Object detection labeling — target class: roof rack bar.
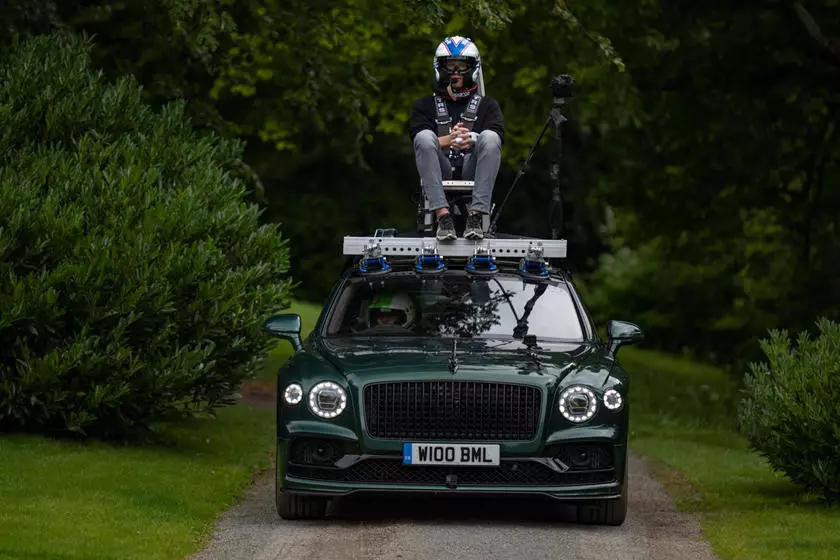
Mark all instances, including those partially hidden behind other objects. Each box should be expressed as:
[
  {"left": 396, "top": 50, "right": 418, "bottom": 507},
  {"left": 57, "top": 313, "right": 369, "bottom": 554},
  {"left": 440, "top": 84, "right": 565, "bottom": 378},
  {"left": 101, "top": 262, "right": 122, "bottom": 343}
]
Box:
[{"left": 343, "top": 236, "right": 567, "bottom": 259}]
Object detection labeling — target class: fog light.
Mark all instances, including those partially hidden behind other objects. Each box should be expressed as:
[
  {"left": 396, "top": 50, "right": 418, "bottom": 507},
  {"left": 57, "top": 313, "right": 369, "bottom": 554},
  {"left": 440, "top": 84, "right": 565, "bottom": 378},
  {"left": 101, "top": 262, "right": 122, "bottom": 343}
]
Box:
[
  {"left": 551, "top": 443, "right": 614, "bottom": 470},
  {"left": 290, "top": 438, "right": 344, "bottom": 465},
  {"left": 571, "top": 448, "right": 592, "bottom": 467}
]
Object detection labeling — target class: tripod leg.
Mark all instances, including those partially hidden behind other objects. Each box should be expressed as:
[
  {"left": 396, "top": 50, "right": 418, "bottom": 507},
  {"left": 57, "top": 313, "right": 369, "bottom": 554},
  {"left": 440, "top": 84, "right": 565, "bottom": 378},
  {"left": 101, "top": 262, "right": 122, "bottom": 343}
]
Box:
[{"left": 489, "top": 116, "right": 553, "bottom": 233}]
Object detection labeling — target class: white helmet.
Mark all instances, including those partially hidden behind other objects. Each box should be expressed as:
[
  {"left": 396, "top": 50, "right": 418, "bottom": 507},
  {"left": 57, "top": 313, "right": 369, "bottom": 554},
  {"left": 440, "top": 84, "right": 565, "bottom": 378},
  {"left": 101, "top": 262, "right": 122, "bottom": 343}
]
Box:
[
  {"left": 368, "top": 293, "right": 417, "bottom": 328},
  {"left": 433, "top": 36, "right": 485, "bottom": 96}
]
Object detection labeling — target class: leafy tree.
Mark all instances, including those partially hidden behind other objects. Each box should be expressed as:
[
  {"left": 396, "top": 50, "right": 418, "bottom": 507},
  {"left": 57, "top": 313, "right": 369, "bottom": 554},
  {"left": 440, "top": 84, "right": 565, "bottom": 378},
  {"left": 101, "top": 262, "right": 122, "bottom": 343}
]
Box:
[
  {"left": 5, "top": 0, "right": 838, "bottom": 369},
  {"left": 576, "top": 0, "right": 840, "bottom": 366},
  {"left": 0, "top": 33, "right": 292, "bottom": 438},
  {"left": 0, "top": 0, "right": 529, "bottom": 298}
]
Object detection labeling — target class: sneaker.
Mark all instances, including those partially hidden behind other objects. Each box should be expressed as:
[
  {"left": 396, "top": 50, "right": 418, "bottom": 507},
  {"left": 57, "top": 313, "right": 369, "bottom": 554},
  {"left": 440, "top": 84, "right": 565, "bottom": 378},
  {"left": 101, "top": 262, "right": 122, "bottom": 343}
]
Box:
[
  {"left": 436, "top": 213, "right": 457, "bottom": 241},
  {"left": 463, "top": 213, "right": 485, "bottom": 240}
]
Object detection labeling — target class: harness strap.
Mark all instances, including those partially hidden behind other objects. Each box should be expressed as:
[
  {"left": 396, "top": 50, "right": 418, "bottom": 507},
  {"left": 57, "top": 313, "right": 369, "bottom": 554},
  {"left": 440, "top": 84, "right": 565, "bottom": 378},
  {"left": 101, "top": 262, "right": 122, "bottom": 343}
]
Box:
[
  {"left": 433, "top": 93, "right": 484, "bottom": 174},
  {"left": 433, "top": 95, "right": 452, "bottom": 139},
  {"left": 460, "top": 94, "right": 483, "bottom": 132}
]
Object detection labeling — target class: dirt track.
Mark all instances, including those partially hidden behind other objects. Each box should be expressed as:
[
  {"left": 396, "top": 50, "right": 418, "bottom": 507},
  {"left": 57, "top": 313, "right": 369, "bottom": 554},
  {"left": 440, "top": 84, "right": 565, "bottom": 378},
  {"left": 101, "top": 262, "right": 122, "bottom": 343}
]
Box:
[{"left": 193, "top": 445, "right": 719, "bottom": 560}]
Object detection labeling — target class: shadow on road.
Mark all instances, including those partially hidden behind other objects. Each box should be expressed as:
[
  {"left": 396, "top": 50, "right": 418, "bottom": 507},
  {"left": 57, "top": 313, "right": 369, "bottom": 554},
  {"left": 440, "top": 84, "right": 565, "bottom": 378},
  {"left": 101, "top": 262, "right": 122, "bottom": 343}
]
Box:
[{"left": 327, "top": 493, "right": 583, "bottom": 526}]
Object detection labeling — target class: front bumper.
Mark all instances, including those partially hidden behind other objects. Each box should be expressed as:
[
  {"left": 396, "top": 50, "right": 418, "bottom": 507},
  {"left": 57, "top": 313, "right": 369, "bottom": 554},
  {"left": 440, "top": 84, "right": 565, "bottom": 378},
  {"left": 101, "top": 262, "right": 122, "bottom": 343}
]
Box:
[{"left": 277, "top": 431, "right": 627, "bottom": 501}]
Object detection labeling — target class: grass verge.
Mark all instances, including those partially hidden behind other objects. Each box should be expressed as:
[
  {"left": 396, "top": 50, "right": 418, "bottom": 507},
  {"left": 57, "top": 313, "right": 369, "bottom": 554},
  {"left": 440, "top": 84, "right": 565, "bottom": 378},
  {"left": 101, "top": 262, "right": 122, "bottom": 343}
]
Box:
[
  {"left": 622, "top": 346, "right": 840, "bottom": 559},
  {"left": 0, "top": 300, "right": 321, "bottom": 560},
  {"left": 0, "top": 404, "right": 274, "bottom": 560}
]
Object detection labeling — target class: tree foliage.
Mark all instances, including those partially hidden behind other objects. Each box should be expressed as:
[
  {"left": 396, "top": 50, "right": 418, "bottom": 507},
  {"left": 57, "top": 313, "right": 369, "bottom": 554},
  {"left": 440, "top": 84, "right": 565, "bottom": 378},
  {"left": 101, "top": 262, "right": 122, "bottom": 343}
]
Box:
[
  {"left": 0, "top": 34, "right": 292, "bottom": 438},
  {"left": 2, "top": 0, "right": 839, "bottom": 368},
  {"left": 581, "top": 0, "right": 840, "bottom": 366}
]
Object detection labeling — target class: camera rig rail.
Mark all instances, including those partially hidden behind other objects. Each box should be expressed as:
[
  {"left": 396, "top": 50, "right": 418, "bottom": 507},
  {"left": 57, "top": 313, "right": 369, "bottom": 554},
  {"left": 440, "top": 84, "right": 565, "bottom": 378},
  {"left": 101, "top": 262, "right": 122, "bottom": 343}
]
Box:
[
  {"left": 344, "top": 235, "right": 567, "bottom": 279},
  {"left": 343, "top": 236, "right": 567, "bottom": 259}
]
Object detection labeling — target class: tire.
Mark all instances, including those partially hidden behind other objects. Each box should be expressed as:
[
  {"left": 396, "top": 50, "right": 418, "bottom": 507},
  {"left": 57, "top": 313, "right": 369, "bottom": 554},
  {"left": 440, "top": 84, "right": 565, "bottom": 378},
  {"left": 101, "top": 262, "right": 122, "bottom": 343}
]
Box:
[
  {"left": 276, "top": 492, "right": 328, "bottom": 520},
  {"left": 576, "top": 465, "right": 628, "bottom": 526}
]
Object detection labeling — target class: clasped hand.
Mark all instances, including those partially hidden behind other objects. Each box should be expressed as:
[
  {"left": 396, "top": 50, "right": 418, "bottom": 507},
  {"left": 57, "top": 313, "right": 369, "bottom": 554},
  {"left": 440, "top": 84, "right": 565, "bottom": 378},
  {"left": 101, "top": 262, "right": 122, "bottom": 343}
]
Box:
[{"left": 449, "top": 123, "right": 471, "bottom": 151}]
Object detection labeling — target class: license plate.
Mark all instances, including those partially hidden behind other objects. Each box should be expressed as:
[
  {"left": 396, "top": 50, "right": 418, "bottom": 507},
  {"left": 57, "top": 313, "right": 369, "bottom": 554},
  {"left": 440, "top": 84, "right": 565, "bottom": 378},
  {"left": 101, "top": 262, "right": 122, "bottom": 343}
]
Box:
[{"left": 402, "top": 443, "right": 500, "bottom": 466}]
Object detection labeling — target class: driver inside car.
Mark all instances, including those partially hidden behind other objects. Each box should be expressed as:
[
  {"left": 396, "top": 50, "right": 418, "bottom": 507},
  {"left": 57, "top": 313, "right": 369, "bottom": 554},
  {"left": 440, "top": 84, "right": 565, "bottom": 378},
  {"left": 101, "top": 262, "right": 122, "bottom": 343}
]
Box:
[{"left": 367, "top": 293, "right": 417, "bottom": 330}]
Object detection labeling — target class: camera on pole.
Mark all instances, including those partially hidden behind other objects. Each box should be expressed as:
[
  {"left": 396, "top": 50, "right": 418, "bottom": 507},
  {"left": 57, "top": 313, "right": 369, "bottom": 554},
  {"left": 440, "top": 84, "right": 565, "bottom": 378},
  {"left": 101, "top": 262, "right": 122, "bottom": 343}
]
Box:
[{"left": 489, "top": 74, "right": 574, "bottom": 239}]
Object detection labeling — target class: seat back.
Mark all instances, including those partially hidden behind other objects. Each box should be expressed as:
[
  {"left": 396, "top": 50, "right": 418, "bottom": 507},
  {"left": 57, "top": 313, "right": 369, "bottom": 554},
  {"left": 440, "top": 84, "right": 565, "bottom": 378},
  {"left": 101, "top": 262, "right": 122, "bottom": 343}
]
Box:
[{"left": 442, "top": 180, "right": 475, "bottom": 194}]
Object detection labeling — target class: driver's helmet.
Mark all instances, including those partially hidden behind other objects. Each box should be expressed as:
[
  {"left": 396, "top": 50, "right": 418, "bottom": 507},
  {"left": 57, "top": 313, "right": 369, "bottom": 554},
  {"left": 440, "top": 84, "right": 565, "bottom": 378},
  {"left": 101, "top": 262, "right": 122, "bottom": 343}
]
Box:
[
  {"left": 434, "top": 36, "right": 482, "bottom": 97},
  {"left": 368, "top": 293, "right": 416, "bottom": 328}
]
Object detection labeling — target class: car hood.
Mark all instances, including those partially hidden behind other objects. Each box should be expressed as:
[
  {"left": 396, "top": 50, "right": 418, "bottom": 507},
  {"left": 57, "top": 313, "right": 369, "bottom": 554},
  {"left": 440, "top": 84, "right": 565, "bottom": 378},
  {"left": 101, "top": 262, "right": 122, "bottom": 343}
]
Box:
[{"left": 315, "top": 337, "right": 611, "bottom": 385}]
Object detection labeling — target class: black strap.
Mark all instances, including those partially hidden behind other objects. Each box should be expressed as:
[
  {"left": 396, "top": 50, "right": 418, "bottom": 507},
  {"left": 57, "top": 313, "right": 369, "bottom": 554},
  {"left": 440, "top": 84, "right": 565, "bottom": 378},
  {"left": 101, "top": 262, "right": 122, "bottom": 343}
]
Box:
[
  {"left": 433, "top": 95, "right": 452, "bottom": 139},
  {"left": 433, "top": 94, "right": 483, "bottom": 172},
  {"left": 460, "top": 94, "right": 483, "bottom": 132},
  {"left": 433, "top": 94, "right": 483, "bottom": 136}
]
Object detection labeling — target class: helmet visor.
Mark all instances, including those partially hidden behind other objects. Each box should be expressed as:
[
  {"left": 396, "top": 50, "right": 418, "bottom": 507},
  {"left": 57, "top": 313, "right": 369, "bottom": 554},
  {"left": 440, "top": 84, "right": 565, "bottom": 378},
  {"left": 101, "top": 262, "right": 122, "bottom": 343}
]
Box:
[
  {"left": 370, "top": 308, "right": 406, "bottom": 326},
  {"left": 439, "top": 56, "right": 475, "bottom": 75}
]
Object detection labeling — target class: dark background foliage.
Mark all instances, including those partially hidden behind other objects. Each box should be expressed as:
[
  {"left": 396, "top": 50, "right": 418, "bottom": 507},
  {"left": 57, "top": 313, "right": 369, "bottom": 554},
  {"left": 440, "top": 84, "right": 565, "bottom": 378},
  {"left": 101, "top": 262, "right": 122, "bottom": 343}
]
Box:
[{"left": 2, "top": 0, "right": 839, "bottom": 372}]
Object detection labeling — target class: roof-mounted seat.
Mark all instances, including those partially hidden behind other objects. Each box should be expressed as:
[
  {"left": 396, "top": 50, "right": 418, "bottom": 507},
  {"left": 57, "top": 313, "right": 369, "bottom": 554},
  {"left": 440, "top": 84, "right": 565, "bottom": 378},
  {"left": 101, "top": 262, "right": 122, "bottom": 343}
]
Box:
[{"left": 441, "top": 180, "right": 475, "bottom": 194}]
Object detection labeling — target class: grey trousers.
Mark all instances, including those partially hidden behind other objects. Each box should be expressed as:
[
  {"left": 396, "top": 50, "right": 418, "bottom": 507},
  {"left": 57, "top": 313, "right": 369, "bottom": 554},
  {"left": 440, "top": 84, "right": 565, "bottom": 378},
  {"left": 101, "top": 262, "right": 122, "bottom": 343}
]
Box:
[{"left": 413, "top": 129, "right": 502, "bottom": 214}]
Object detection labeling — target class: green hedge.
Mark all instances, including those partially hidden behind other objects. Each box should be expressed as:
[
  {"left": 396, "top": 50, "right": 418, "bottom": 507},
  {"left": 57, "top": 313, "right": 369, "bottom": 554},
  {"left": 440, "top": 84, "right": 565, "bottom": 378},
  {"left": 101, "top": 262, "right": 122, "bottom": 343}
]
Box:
[
  {"left": 0, "top": 34, "right": 292, "bottom": 438},
  {"left": 738, "top": 318, "right": 840, "bottom": 502}
]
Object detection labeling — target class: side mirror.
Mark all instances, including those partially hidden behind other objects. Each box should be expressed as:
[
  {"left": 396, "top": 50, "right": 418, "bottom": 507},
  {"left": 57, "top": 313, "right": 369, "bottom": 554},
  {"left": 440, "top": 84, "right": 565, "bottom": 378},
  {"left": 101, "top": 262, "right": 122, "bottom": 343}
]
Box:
[
  {"left": 264, "top": 313, "right": 303, "bottom": 352},
  {"left": 607, "top": 320, "right": 644, "bottom": 357}
]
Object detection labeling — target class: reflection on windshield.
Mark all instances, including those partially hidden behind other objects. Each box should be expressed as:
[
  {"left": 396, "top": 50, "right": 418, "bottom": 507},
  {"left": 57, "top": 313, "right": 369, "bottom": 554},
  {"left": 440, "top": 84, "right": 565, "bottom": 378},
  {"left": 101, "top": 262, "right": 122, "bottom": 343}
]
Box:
[{"left": 330, "top": 273, "right": 584, "bottom": 342}]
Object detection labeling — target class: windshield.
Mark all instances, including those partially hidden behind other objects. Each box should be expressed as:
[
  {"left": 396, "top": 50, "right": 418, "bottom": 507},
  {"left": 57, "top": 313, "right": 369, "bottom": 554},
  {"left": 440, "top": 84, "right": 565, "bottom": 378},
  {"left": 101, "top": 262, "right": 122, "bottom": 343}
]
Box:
[{"left": 324, "top": 272, "right": 586, "bottom": 342}]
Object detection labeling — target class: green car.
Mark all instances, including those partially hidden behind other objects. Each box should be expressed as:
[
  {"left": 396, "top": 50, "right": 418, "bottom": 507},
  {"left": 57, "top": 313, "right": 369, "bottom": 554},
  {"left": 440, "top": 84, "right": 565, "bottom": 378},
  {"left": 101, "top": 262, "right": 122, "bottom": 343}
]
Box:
[{"left": 265, "top": 236, "right": 643, "bottom": 525}]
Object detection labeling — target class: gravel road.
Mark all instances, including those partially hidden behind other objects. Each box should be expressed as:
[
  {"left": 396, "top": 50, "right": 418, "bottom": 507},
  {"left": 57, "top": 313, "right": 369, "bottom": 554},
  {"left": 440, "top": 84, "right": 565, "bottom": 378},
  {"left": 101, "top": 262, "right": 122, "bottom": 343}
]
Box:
[{"left": 193, "top": 452, "right": 718, "bottom": 560}]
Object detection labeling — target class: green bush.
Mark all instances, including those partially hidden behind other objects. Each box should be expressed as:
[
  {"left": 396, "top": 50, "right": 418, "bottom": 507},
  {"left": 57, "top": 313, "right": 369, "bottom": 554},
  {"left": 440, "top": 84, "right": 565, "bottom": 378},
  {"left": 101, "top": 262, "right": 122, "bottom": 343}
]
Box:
[
  {"left": 738, "top": 318, "right": 840, "bottom": 502},
  {"left": 0, "top": 34, "right": 292, "bottom": 438}
]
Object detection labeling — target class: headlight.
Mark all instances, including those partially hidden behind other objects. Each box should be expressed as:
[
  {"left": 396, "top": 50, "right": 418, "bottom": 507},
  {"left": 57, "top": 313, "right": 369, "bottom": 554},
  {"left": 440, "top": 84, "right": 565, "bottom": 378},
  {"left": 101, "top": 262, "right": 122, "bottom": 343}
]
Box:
[
  {"left": 603, "top": 389, "right": 623, "bottom": 411},
  {"left": 559, "top": 386, "right": 597, "bottom": 423},
  {"left": 283, "top": 383, "right": 303, "bottom": 405},
  {"left": 308, "top": 381, "right": 348, "bottom": 419}
]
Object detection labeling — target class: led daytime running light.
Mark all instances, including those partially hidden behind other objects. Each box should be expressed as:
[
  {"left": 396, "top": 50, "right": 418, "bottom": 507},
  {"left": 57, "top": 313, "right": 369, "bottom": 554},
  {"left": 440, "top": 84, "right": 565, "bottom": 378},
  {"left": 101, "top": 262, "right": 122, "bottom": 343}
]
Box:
[
  {"left": 283, "top": 383, "right": 303, "bottom": 405},
  {"left": 603, "top": 389, "right": 623, "bottom": 411},
  {"left": 308, "top": 381, "right": 348, "bottom": 419}
]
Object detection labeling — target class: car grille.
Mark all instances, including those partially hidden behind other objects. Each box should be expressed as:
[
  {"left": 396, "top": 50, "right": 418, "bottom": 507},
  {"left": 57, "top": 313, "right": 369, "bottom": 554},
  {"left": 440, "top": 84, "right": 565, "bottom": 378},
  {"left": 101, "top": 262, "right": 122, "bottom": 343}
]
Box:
[
  {"left": 287, "top": 459, "right": 615, "bottom": 486},
  {"left": 363, "top": 381, "right": 542, "bottom": 441}
]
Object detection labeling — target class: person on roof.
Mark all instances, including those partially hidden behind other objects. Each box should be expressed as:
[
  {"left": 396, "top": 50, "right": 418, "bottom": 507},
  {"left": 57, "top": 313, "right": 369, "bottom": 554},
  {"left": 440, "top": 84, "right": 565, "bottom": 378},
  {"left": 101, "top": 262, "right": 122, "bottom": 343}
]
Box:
[{"left": 409, "top": 36, "right": 504, "bottom": 242}]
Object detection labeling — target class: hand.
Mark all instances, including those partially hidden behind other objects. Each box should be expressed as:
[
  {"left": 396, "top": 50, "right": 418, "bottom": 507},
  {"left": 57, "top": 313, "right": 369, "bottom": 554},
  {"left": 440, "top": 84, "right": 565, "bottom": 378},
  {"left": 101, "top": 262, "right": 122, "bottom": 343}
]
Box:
[
  {"left": 439, "top": 127, "right": 460, "bottom": 150},
  {"left": 451, "top": 123, "right": 471, "bottom": 151}
]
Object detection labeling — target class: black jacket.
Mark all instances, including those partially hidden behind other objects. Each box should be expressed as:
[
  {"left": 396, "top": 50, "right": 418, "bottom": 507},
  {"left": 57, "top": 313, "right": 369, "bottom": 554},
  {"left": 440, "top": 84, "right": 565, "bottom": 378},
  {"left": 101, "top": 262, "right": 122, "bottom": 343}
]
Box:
[{"left": 409, "top": 94, "right": 504, "bottom": 145}]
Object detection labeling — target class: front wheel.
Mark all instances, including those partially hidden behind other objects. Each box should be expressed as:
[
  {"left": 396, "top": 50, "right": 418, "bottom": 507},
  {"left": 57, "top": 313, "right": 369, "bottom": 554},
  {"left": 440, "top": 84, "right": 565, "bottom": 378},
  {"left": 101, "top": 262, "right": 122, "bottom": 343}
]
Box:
[
  {"left": 276, "top": 492, "right": 328, "bottom": 520},
  {"left": 576, "top": 466, "right": 628, "bottom": 526}
]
